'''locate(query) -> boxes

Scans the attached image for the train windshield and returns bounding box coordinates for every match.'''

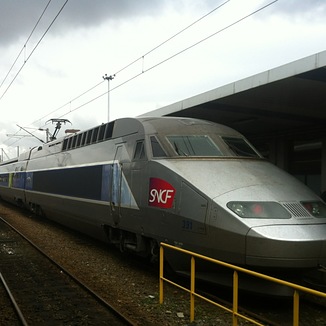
[222,137,260,158]
[165,134,261,158]
[167,135,222,157]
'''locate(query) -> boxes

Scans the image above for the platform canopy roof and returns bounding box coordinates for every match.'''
[143,51,326,142]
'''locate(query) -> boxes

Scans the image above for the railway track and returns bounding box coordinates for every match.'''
[195,282,326,326]
[1,202,325,325]
[0,217,134,326]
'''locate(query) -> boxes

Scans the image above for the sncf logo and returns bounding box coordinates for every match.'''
[149,178,175,208]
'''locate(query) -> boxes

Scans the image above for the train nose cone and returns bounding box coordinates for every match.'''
[246,224,326,268]
[205,160,316,202]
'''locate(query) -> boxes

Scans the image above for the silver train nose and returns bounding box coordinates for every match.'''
[246,223,326,268]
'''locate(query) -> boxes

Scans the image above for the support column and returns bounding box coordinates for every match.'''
[321,137,326,199]
[269,138,292,172]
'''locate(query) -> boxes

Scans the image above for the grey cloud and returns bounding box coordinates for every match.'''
[265,0,326,18]
[0,0,168,47]
[2,0,325,48]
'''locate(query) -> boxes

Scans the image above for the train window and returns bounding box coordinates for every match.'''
[133,141,146,160]
[62,139,68,150]
[105,122,114,140]
[222,137,260,158]
[86,131,92,145]
[81,132,87,146]
[150,136,167,157]
[98,124,106,142]
[67,137,73,150]
[72,135,77,148]
[92,127,99,143]
[76,134,82,147]
[167,135,222,157]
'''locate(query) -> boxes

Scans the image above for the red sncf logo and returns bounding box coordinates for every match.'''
[148,178,175,208]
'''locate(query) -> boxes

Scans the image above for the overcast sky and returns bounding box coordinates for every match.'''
[1,0,326,158]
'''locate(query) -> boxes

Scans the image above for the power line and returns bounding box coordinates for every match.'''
[57,0,279,120]
[27,0,231,126]
[0,0,54,145]
[30,80,105,126]
[5,0,278,146]
[0,0,69,102]
[0,0,53,90]
[143,0,279,75]
[4,80,105,147]
[113,0,230,76]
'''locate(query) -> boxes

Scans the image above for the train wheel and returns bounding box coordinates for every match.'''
[150,239,159,263]
[119,231,125,253]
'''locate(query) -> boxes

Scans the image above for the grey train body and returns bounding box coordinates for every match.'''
[1,117,326,292]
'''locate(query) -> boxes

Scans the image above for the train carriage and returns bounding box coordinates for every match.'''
[1,116,326,293]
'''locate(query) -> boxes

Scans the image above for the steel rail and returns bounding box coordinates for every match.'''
[0,272,29,326]
[0,217,135,326]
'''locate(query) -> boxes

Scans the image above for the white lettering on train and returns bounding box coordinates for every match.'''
[149,189,174,204]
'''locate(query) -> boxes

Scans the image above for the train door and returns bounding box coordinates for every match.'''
[110,145,123,225]
[131,139,148,207]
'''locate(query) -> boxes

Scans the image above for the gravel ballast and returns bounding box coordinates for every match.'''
[0,202,230,325]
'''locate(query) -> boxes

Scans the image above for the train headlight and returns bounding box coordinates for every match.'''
[230,203,246,216]
[301,201,326,218]
[227,201,291,219]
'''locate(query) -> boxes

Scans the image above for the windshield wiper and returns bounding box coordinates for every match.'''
[174,142,188,156]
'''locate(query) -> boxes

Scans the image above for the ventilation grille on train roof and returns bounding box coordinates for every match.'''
[282,202,311,218]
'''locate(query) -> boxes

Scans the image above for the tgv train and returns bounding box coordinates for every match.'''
[0,117,325,293]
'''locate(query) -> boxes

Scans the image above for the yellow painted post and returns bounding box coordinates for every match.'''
[293,290,300,326]
[159,245,164,304]
[190,256,195,322]
[233,270,238,326]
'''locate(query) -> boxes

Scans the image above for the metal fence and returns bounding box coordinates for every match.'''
[159,242,326,326]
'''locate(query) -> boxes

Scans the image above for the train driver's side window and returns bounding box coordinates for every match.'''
[133,140,146,160]
[150,136,167,157]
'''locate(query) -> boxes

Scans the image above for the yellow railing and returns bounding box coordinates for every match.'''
[159,242,326,326]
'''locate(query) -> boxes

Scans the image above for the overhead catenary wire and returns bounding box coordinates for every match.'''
[0,0,54,144]
[0,0,53,91]
[142,0,278,75]
[30,80,105,127]
[2,0,69,148]
[20,0,231,131]
[5,80,104,148]
[54,0,278,121]
[0,0,69,102]
[5,0,278,147]
[113,0,230,76]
